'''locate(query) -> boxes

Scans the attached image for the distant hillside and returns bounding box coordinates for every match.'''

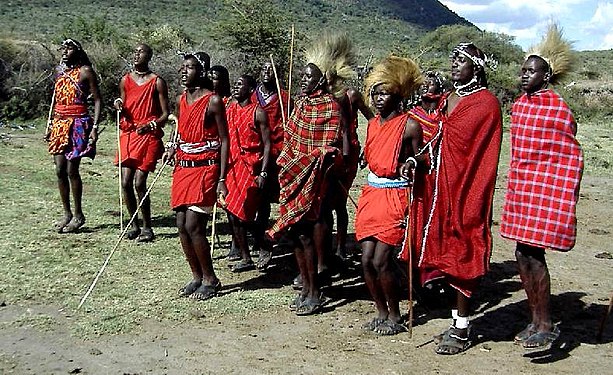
[0,0,472,56]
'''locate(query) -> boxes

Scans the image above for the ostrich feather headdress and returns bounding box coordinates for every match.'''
[364,55,423,104]
[304,33,356,97]
[527,23,575,84]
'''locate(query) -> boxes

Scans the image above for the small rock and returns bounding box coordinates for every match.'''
[89,348,102,356]
[68,368,82,374]
[595,252,613,260]
[589,228,610,235]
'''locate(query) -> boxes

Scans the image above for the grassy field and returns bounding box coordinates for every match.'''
[0,110,611,338]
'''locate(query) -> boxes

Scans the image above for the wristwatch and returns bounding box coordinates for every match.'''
[259,171,268,178]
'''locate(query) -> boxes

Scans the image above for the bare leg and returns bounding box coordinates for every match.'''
[516,243,552,333]
[361,239,389,321]
[66,158,84,219]
[230,213,253,270]
[335,198,349,259]
[313,221,328,274]
[121,167,139,234]
[176,209,202,281]
[299,227,319,300]
[184,209,218,286]
[134,169,152,229]
[373,242,401,323]
[54,155,72,228]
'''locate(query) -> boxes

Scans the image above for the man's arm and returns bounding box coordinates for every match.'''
[209,94,229,198]
[398,118,423,180]
[82,66,101,143]
[154,76,170,128]
[347,87,374,121]
[255,106,271,189]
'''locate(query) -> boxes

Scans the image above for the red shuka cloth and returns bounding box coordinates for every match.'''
[417,90,502,296]
[267,91,342,238]
[355,113,410,246]
[252,88,289,158]
[170,92,220,209]
[501,89,583,251]
[114,74,164,172]
[224,100,263,222]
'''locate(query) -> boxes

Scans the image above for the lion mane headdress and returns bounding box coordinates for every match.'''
[364,55,423,105]
[527,23,575,84]
[304,33,356,98]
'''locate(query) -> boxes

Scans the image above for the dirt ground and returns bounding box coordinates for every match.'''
[1,137,612,374]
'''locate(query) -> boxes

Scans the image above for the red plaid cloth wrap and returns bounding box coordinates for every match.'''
[170,92,220,209]
[224,100,263,222]
[501,89,583,251]
[267,91,342,238]
[114,74,164,172]
[417,90,502,297]
[355,113,410,246]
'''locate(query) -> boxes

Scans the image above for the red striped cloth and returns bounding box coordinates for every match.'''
[501,89,583,251]
[224,100,263,222]
[267,91,342,238]
[252,88,289,158]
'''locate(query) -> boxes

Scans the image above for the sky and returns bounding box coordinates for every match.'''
[439,0,613,51]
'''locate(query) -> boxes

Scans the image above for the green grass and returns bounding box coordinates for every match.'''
[0,109,610,338]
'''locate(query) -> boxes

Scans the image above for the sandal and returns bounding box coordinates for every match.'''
[289,294,305,311]
[61,215,85,233]
[362,317,386,332]
[231,259,255,273]
[435,326,471,355]
[292,274,303,290]
[190,280,221,301]
[256,250,273,271]
[295,296,323,316]
[522,325,560,349]
[136,228,155,243]
[126,227,141,240]
[514,323,537,344]
[53,215,73,233]
[226,246,241,261]
[178,279,202,297]
[373,320,408,336]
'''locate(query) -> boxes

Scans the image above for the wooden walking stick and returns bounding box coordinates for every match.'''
[210,202,219,257]
[406,185,414,338]
[286,24,295,118]
[337,180,358,210]
[78,114,180,309]
[269,55,286,126]
[116,110,124,234]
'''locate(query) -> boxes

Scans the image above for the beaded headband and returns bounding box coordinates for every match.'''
[450,43,498,71]
[61,39,83,51]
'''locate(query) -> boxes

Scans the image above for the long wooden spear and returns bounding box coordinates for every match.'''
[286,24,295,118]
[78,114,179,309]
[116,110,124,234]
[269,55,286,126]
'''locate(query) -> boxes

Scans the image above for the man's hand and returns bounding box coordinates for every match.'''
[113,98,123,112]
[162,148,175,165]
[217,181,228,206]
[255,175,266,189]
[89,127,99,144]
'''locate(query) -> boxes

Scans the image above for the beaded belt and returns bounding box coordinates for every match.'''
[177,159,219,167]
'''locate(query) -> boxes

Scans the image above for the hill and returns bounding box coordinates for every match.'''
[0,0,471,56]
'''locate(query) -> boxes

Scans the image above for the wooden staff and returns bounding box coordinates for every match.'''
[210,202,219,258]
[407,185,414,338]
[116,110,124,234]
[337,180,358,210]
[78,114,180,309]
[269,55,286,125]
[286,24,295,118]
[45,88,56,140]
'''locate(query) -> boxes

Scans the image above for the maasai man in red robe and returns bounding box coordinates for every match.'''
[224,74,271,273]
[113,43,169,242]
[418,43,502,355]
[267,33,352,316]
[163,52,229,301]
[328,87,373,261]
[501,25,583,349]
[355,56,423,336]
[251,61,292,270]
[46,39,101,234]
